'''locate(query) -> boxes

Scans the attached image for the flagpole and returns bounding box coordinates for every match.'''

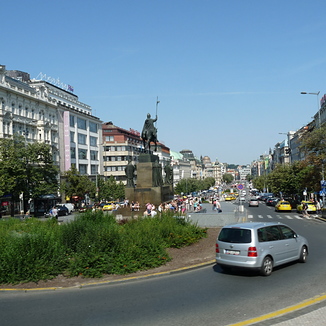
[155,96,160,127]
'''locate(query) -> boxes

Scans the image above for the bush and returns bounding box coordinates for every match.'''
[0,210,207,284]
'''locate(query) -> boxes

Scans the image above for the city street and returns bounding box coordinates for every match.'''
[1,200,326,325]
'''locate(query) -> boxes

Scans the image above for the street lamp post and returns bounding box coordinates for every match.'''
[301,91,321,128]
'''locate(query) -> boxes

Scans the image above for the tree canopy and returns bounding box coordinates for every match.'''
[0,135,59,214]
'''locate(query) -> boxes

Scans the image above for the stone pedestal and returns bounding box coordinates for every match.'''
[125,154,174,207]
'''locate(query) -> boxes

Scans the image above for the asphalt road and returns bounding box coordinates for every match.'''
[1,201,326,326]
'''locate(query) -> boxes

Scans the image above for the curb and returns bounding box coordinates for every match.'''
[0,260,216,292]
[316,216,326,222]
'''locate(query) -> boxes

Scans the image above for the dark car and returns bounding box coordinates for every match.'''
[56,205,69,216]
[266,197,279,206]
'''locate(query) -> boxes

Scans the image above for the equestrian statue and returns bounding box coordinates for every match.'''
[141,113,158,152]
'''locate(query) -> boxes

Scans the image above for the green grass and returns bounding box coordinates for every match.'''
[0,211,207,284]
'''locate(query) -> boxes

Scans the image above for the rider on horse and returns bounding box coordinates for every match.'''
[141,113,158,152]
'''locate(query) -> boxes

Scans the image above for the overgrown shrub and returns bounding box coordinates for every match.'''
[0,210,207,284]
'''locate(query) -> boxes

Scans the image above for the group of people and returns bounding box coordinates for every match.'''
[124,196,209,217]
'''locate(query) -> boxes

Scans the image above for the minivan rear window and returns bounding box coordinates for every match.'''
[218,228,251,243]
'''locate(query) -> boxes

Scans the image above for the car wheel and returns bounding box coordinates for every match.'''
[65,211,68,216]
[299,246,308,263]
[261,256,273,276]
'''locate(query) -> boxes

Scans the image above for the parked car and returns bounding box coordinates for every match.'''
[102,202,116,211]
[297,201,317,214]
[45,205,69,218]
[266,197,279,206]
[56,205,70,216]
[57,203,74,214]
[248,198,259,207]
[275,200,292,212]
[225,195,236,201]
[216,222,309,276]
[64,203,74,213]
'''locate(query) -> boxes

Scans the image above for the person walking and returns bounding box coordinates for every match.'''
[302,202,309,218]
[316,200,321,215]
[216,199,222,213]
[51,206,58,219]
[212,199,217,211]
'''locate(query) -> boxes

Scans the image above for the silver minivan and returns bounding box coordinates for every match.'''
[216,222,308,276]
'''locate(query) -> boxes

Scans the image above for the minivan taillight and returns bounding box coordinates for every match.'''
[216,243,220,253]
[248,247,258,257]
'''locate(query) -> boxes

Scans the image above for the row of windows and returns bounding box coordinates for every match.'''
[104,135,142,142]
[103,156,133,162]
[104,145,143,152]
[104,166,126,172]
[78,164,98,175]
[70,116,98,132]
[70,148,98,160]
[70,132,98,146]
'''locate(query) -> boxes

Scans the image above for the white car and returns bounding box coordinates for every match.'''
[248,198,259,207]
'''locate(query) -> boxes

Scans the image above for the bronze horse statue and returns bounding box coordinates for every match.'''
[141,113,158,152]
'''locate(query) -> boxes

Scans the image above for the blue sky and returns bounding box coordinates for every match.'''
[3,0,326,165]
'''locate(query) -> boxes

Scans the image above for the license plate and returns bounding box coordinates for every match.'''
[225,249,240,255]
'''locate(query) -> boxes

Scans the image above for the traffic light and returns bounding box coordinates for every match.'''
[285,148,291,154]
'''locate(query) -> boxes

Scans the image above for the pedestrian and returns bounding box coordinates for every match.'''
[212,199,217,211]
[51,206,58,219]
[316,200,321,215]
[216,199,222,213]
[146,202,152,216]
[302,202,308,217]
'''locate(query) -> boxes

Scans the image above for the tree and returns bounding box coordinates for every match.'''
[201,177,216,190]
[0,135,59,215]
[252,175,267,192]
[222,173,234,184]
[299,124,326,185]
[61,166,95,203]
[99,175,125,202]
[246,174,254,182]
[175,178,198,195]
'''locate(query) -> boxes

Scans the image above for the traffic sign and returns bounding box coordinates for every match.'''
[237,184,244,190]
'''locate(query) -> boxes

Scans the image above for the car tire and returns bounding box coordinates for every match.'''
[299,246,308,263]
[261,256,273,276]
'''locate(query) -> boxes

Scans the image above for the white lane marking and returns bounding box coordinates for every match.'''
[267,215,273,219]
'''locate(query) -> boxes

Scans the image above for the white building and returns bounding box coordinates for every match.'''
[0,66,59,165]
[29,78,103,177]
[0,65,103,178]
